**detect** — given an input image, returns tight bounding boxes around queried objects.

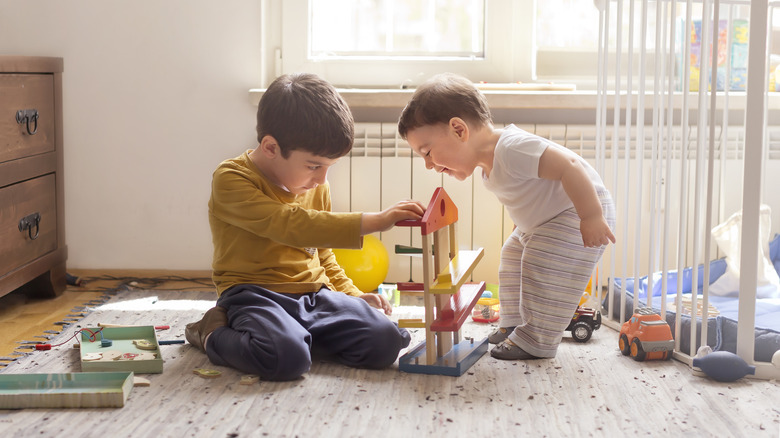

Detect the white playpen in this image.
[323,0,780,381]
[593,0,780,380]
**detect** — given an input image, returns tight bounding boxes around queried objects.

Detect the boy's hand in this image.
[361,200,425,234]
[359,293,393,315]
[580,216,616,248]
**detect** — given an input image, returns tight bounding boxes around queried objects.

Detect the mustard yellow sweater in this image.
[208,151,364,296]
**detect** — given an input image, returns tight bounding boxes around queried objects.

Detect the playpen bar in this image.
[647,0,668,309]
[736,0,768,362]
[700,0,723,348]
[719,4,733,234]
[672,0,695,353]
[633,0,648,313]
[765,6,775,200]
[611,0,624,324]
[688,0,712,356]
[693,1,707,338]
[661,0,679,320]
[622,0,636,318]
[595,0,609,310]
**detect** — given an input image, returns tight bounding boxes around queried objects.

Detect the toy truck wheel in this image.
[630,338,647,361]
[619,334,631,355]
[570,321,593,343]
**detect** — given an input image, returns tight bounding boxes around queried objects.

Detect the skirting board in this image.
[399,337,489,376]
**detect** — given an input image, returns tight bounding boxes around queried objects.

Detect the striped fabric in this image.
[499,189,616,358]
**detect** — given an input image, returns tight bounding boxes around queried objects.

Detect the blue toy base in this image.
[399,337,488,376]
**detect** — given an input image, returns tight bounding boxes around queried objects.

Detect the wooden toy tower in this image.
[396,188,488,376]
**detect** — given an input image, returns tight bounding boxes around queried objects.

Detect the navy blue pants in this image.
[205,285,411,381]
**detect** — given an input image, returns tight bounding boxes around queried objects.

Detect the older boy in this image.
[186,73,424,381]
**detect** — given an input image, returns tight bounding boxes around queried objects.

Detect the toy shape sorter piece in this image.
[619,307,674,361]
[395,187,488,376]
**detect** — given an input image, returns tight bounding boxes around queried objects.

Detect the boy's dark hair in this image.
[398,73,493,139]
[257,73,354,159]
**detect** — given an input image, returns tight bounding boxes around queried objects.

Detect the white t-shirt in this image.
[482,124,606,233]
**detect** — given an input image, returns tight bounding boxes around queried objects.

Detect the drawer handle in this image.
[16,109,39,135]
[18,212,41,240]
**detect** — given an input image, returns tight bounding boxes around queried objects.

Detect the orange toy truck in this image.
[619,307,674,361]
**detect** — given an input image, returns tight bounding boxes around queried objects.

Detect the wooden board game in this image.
[80,326,163,374]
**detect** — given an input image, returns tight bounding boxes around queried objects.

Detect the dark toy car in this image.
[566,306,602,342]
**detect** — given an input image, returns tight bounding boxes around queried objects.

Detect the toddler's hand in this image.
[361,200,425,234]
[359,293,393,315]
[580,216,616,248]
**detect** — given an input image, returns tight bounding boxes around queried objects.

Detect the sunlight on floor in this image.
[96,297,215,312]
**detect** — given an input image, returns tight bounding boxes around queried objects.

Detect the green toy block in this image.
[0,372,134,409]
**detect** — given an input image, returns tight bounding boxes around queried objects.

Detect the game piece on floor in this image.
[133,376,151,387]
[240,375,259,385]
[193,368,222,379]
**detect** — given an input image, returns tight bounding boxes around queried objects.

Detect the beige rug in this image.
[1,289,777,437]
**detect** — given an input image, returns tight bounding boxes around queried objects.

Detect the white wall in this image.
[0,0,265,270]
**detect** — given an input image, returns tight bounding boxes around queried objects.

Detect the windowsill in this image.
[249,88,780,111]
[249,87,598,110]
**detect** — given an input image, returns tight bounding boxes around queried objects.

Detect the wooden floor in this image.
[1,271,779,437]
[0,269,214,367]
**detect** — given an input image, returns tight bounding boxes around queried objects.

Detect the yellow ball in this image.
[332,235,389,293]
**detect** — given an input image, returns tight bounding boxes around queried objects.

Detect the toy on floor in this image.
[566,305,601,343]
[692,349,756,382]
[619,307,674,361]
[240,374,259,385]
[133,376,151,387]
[395,188,489,376]
[332,234,389,293]
[34,327,108,350]
[193,368,222,379]
[471,297,499,323]
[562,275,602,343]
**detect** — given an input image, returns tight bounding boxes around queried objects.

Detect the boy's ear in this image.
[258,135,281,158]
[449,117,469,142]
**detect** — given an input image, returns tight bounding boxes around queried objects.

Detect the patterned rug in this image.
[2,289,774,437]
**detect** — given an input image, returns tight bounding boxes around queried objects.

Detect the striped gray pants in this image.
[499,189,616,358]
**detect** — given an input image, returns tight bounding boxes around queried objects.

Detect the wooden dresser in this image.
[0,56,67,298]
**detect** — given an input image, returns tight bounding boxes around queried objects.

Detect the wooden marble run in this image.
[395,188,488,376]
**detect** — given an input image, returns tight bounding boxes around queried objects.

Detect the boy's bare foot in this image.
[185,306,228,352]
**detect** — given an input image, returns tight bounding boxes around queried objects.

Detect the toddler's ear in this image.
[449,117,469,141]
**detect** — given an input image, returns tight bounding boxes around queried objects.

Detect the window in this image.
[278,0,717,89]
[281,0,527,87]
[309,0,485,58]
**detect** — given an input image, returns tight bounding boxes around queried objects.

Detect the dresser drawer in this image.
[0,174,57,275]
[0,74,56,164]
